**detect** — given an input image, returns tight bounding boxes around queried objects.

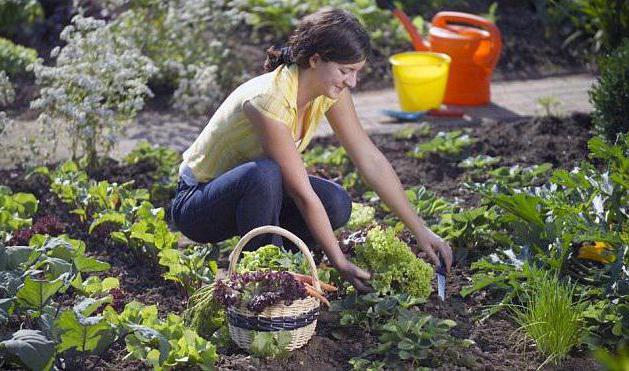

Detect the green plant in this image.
[0,329,55,371]
[0,0,43,38]
[0,37,38,78]
[510,273,587,367]
[303,145,349,168]
[0,186,38,239]
[345,202,375,231]
[236,244,309,274]
[249,331,292,358]
[594,346,629,371]
[407,130,476,160]
[352,308,476,369]
[354,227,433,299]
[536,95,563,117]
[104,301,218,370]
[458,155,501,170]
[590,39,629,140]
[392,123,432,140]
[158,244,217,296]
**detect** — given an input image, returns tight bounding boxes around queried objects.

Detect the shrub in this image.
[108,0,245,115]
[0,37,38,77]
[0,71,15,107]
[590,39,629,140]
[29,15,156,170]
[510,273,586,367]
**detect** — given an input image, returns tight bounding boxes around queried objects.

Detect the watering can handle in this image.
[431,11,502,68]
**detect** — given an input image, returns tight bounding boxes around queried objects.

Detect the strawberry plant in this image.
[350,308,476,369]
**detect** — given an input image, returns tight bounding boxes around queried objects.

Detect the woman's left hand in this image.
[415,227,453,273]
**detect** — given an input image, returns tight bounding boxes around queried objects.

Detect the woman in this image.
[171,8,452,293]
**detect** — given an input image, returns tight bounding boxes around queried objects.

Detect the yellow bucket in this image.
[389,52,451,111]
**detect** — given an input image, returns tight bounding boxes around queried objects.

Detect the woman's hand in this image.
[336,259,372,293]
[415,226,453,273]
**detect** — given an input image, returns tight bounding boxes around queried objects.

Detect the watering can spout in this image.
[376,0,429,51]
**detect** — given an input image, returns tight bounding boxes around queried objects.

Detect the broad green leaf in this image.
[55,309,113,353]
[0,329,55,371]
[126,324,171,364]
[0,245,33,270]
[16,276,65,310]
[73,296,113,317]
[89,212,126,234]
[73,256,110,273]
[0,270,23,297]
[0,297,15,324]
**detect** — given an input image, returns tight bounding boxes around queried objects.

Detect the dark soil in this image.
[0,112,600,370]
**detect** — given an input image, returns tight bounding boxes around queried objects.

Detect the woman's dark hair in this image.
[264,8,371,72]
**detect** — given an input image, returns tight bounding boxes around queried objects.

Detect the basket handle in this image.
[227,225,322,292]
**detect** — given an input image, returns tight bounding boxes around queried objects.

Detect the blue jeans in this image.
[170,158,352,251]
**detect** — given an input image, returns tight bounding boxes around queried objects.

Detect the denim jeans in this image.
[170,157,352,251]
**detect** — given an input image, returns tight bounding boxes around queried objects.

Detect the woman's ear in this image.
[309,53,321,68]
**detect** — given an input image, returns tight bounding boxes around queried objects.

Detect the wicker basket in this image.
[226,225,322,351]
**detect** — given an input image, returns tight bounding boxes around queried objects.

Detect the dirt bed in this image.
[0,112,599,370]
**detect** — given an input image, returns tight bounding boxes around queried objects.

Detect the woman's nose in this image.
[345,72,357,88]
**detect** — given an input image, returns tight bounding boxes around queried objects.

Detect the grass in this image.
[510,272,587,368]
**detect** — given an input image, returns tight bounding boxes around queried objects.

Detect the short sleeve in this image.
[246,93,294,125]
[321,96,339,113]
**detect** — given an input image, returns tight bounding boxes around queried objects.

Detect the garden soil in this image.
[0,112,602,370]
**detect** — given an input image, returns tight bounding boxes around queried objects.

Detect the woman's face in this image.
[309,55,366,99]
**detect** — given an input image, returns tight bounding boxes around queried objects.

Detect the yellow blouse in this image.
[180,64,338,182]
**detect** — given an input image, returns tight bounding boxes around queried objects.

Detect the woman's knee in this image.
[327,186,352,229]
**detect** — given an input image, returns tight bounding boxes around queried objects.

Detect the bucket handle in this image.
[431,11,502,69]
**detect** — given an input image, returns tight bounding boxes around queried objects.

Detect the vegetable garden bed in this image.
[2,111,617,370]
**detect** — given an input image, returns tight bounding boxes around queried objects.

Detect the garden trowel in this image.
[436,256,447,301]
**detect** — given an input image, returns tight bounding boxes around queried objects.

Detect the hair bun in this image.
[263,45,293,72]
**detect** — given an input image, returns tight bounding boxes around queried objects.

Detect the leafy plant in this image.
[345,202,375,231]
[158,244,217,296]
[104,301,218,370]
[236,244,309,274]
[392,123,432,140]
[510,272,587,367]
[354,227,433,299]
[0,329,55,371]
[0,186,38,239]
[249,331,292,358]
[407,130,475,160]
[0,37,38,77]
[458,155,501,170]
[590,39,629,140]
[303,145,349,168]
[352,308,475,369]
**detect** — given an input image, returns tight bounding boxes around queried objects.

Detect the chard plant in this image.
[0,186,38,241]
[29,14,156,171]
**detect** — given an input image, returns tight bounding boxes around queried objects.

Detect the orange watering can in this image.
[377,1,502,106]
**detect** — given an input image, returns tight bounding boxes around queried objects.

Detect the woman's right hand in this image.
[337,260,372,293]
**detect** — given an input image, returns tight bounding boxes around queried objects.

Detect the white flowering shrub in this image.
[172,64,223,116]
[0,71,15,107]
[29,15,156,170]
[108,0,245,116]
[0,111,12,137]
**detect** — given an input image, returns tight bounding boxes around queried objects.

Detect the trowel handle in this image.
[432,11,502,68]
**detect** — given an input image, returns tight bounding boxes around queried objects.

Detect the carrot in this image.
[289,272,337,292]
[303,283,330,307]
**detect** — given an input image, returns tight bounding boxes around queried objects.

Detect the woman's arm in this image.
[326,89,453,272]
[243,101,372,291]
